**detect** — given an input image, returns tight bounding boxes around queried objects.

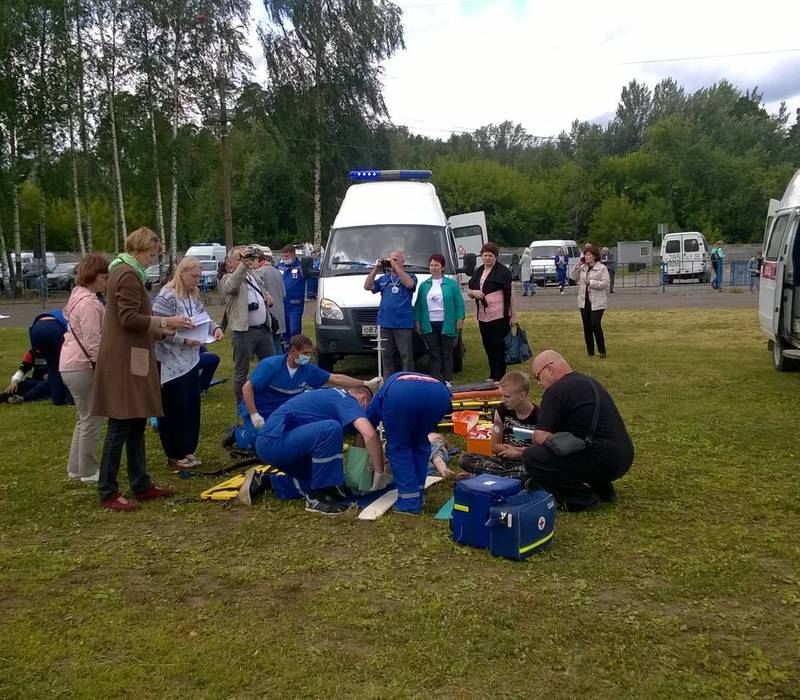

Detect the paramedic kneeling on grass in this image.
[228,334,382,451]
[524,350,633,511]
[255,386,384,515]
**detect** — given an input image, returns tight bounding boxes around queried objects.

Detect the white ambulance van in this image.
[759,169,800,371]
[314,169,486,372]
[660,232,711,284]
[528,239,580,286]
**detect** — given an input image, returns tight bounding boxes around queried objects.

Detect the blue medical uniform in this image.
[366,372,452,513]
[372,273,417,328]
[256,388,366,491]
[554,255,569,289]
[277,258,305,341]
[29,309,71,405]
[233,354,331,450]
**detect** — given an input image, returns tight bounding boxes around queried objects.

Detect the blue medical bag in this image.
[451,474,522,549]
[487,490,555,560]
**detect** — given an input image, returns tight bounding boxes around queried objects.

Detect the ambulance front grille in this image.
[352,308,378,326]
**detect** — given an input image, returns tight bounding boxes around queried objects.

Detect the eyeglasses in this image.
[534,362,553,382]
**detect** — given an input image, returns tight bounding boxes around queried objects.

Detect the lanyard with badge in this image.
[390,274,400,294]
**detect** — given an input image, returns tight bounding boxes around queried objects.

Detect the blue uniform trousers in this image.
[30,319,71,405]
[256,419,345,491]
[283,297,304,343]
[382,379,452,512]
[233,414,258,451]
[197,349,220,394]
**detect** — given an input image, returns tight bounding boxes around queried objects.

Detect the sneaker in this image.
[100,493,140,511]
[559,290,565,295]
[222,424,238,450]
[304,491,349,515]
[80,471,99,484]
[238,468,271,506]
[68,471,81,480]
[392,505,421,516]
[135,484,174,501]
[7,395,24,405]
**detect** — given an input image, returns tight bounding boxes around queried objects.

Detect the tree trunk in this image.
[313,139,322,251]
[169,28,180,268]
[218,65,233,252]
[75,0,93,251]
[112,191,120,254]
[109,85,126,240]
[151,108,167,270]
[10,126,22,288]
[64,0,86,256]
[0,224,11,292]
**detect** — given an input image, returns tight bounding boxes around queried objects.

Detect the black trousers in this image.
[158,365,200,459]
[479,317,510,381]
[522,444,629,511]
[98,417,151,501]
[423,322,457,382]
[580,298,606,356]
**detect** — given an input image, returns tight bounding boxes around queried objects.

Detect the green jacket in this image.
[414,276,465,337]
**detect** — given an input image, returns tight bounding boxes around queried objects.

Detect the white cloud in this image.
[249,0,800,138]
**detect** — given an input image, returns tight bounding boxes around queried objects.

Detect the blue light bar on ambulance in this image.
[349,169,432,181]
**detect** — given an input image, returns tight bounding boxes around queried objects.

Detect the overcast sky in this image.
[249,0,800,139]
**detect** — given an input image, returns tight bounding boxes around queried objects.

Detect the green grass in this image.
[1,308,799,698]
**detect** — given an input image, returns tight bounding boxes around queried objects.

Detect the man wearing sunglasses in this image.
[525,350,634,511]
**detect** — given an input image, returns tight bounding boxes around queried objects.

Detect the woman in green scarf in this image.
[91,227,193,511]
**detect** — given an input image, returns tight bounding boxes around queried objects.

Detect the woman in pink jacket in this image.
[59,254,109,482]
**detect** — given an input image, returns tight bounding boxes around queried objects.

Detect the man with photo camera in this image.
[220,245,276,404]
[364,250,417,376]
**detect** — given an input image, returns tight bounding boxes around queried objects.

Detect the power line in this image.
[621,47,800,65]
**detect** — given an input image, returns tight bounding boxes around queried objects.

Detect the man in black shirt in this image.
[459,371,538,478]
[524,350,633,511]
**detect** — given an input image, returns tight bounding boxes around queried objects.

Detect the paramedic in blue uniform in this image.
[365,372,452,515]
[277,244,306,343]
[255,386,384,515]
[363,250,418,377]
[228,333,382,450]
[29,308,72,405]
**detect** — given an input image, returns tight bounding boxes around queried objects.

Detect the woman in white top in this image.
[570,244,610,357]
[153,257,224,468]
[414,253,465,384]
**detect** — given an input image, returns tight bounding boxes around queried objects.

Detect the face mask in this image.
[296,353,311,366]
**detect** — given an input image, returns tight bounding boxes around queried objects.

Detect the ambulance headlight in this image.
[319,298,344,320]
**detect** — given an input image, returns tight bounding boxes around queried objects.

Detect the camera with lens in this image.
[248,301,260,311]
[380,258,393,272]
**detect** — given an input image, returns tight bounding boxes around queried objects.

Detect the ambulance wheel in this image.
[317,352,336,372]
[453,332,464,373]
[771,339,799,372]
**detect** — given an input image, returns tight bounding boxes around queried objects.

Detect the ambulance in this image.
[314,169,486,372]
[759,169,800,371]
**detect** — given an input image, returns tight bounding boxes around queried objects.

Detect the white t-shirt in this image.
[246,274,267,327]
[427,278,445,322]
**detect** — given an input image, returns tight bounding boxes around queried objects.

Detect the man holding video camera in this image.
[364,250,417,376]
[220,246,276,404]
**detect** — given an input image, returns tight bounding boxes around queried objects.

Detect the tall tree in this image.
[260,0,405,250]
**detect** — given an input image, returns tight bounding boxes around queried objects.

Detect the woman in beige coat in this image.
[91,227,193,511]
[570,244,610,358]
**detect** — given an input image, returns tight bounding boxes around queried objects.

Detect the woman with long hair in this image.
[153,256,224,468]
[60,253,109,483]
[570,244,611,357]
[466,243,516,382]
[414,253,465,385]
[91,227,193,511]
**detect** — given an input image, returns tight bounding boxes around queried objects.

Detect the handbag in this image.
[544,378,600,457]
[503,323,533,365]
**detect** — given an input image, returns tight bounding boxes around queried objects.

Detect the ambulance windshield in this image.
[322,225,453,276]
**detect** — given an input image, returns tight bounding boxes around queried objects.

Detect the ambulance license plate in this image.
[361,325,378,336]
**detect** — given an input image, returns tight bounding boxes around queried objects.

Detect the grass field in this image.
[0,308,798,699]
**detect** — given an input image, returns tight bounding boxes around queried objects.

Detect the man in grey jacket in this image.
[220,246,276,404]
[254,255,286,352]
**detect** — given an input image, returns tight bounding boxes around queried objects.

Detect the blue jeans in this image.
[712,260,723,289]
[522,280,535,295]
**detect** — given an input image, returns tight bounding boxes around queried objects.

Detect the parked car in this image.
[47,262,79,292]
[199,259,218,289]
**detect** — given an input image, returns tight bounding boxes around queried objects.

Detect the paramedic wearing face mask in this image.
[228,334,382,451]
[277,245,306,344]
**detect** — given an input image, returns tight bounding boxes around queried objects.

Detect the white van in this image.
[315,169,486,372]
[759,169,800,371]
[10,251,56,271]
[660,232,711,283]
[185,243,227,263]
[527,239,580,285]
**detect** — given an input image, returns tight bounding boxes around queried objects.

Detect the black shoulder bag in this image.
[544,378,600,457]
